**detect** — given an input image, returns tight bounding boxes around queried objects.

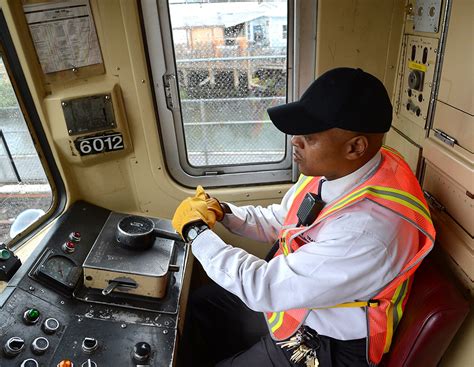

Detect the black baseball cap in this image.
[268,67,392,135]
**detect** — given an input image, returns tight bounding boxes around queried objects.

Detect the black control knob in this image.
[408,70,424,91]
[31,337,49,355]
[82,337,99,353]
[21,359,39,367]
[42,317,60,334]
[3,336,25,357]
[133,342,151,363]
[81,359,98,367]
[23,308,41,325]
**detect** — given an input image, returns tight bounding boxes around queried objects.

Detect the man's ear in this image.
[345,135,368,160]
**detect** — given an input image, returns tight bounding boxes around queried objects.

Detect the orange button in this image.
[57,360,73,367]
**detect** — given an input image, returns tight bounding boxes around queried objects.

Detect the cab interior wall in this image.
[1,0,406,247]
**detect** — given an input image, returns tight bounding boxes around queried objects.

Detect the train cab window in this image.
[0,56,53,245]
[142,0,303,187]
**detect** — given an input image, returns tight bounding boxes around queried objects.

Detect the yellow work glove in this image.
[206,197,225,222]
[194,186,225,221]
[195,185,226,222]
[172,186,217,238]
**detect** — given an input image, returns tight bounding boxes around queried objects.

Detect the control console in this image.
[0,201,187,366]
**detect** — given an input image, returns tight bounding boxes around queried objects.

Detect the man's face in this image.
[291,129,348,180]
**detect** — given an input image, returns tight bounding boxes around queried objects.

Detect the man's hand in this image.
[196,185,227,222]
[206,197,225,221]
[172,186,217,238]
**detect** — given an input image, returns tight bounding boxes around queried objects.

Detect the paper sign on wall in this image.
[23,0,103,74]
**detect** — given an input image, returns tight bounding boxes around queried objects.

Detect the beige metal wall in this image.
[316,0,405,92]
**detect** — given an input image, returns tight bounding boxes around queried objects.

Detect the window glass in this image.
[0,57,52,244]
[168,0,288,167]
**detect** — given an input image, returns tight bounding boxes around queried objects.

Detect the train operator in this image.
[172,67,435,367]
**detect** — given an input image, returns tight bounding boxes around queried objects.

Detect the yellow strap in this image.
[384,302,395,353]
[268,312,278,323]
[382,145,404,159]
[318,185,432,225]
[312,300,379,310]
[270,312,285,333]
[293,175,313,199]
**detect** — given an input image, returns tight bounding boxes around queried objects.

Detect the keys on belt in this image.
[277,326,321,367]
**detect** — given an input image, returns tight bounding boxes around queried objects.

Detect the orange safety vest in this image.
[264,147,435,366]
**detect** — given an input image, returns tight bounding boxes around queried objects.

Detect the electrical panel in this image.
[397,35,439,128]
[413,0,443,33]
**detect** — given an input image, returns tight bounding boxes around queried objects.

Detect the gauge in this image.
[34,251,81,292]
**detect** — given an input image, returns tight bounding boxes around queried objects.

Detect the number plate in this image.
[74,132,124,156]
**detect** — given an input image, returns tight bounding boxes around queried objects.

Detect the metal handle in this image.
[423,190,446,212]
[102,278,138,296]
[168,264,180,272]
[163,74,179,111]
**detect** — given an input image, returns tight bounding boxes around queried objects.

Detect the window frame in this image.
[141,0,316,187]
[0,10,65,249]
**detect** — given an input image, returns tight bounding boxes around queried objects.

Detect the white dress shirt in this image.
[191,152,419,340]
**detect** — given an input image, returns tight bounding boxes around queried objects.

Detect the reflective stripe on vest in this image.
[264,147,435,366]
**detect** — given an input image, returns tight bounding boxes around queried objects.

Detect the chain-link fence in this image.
[181,97,286,166]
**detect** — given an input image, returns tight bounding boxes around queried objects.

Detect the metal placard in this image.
[74,132,124,156]
[62,94,116,135]
[414,0,442,33]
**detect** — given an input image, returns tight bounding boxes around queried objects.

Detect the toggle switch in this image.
[3,336,25,357]
[81,359,98,367]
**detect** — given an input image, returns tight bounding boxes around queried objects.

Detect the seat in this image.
[380,255,470,367]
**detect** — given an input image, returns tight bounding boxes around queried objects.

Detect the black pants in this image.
[179,282,368,367]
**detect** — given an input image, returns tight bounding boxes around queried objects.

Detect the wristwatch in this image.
[184,222,209,243]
